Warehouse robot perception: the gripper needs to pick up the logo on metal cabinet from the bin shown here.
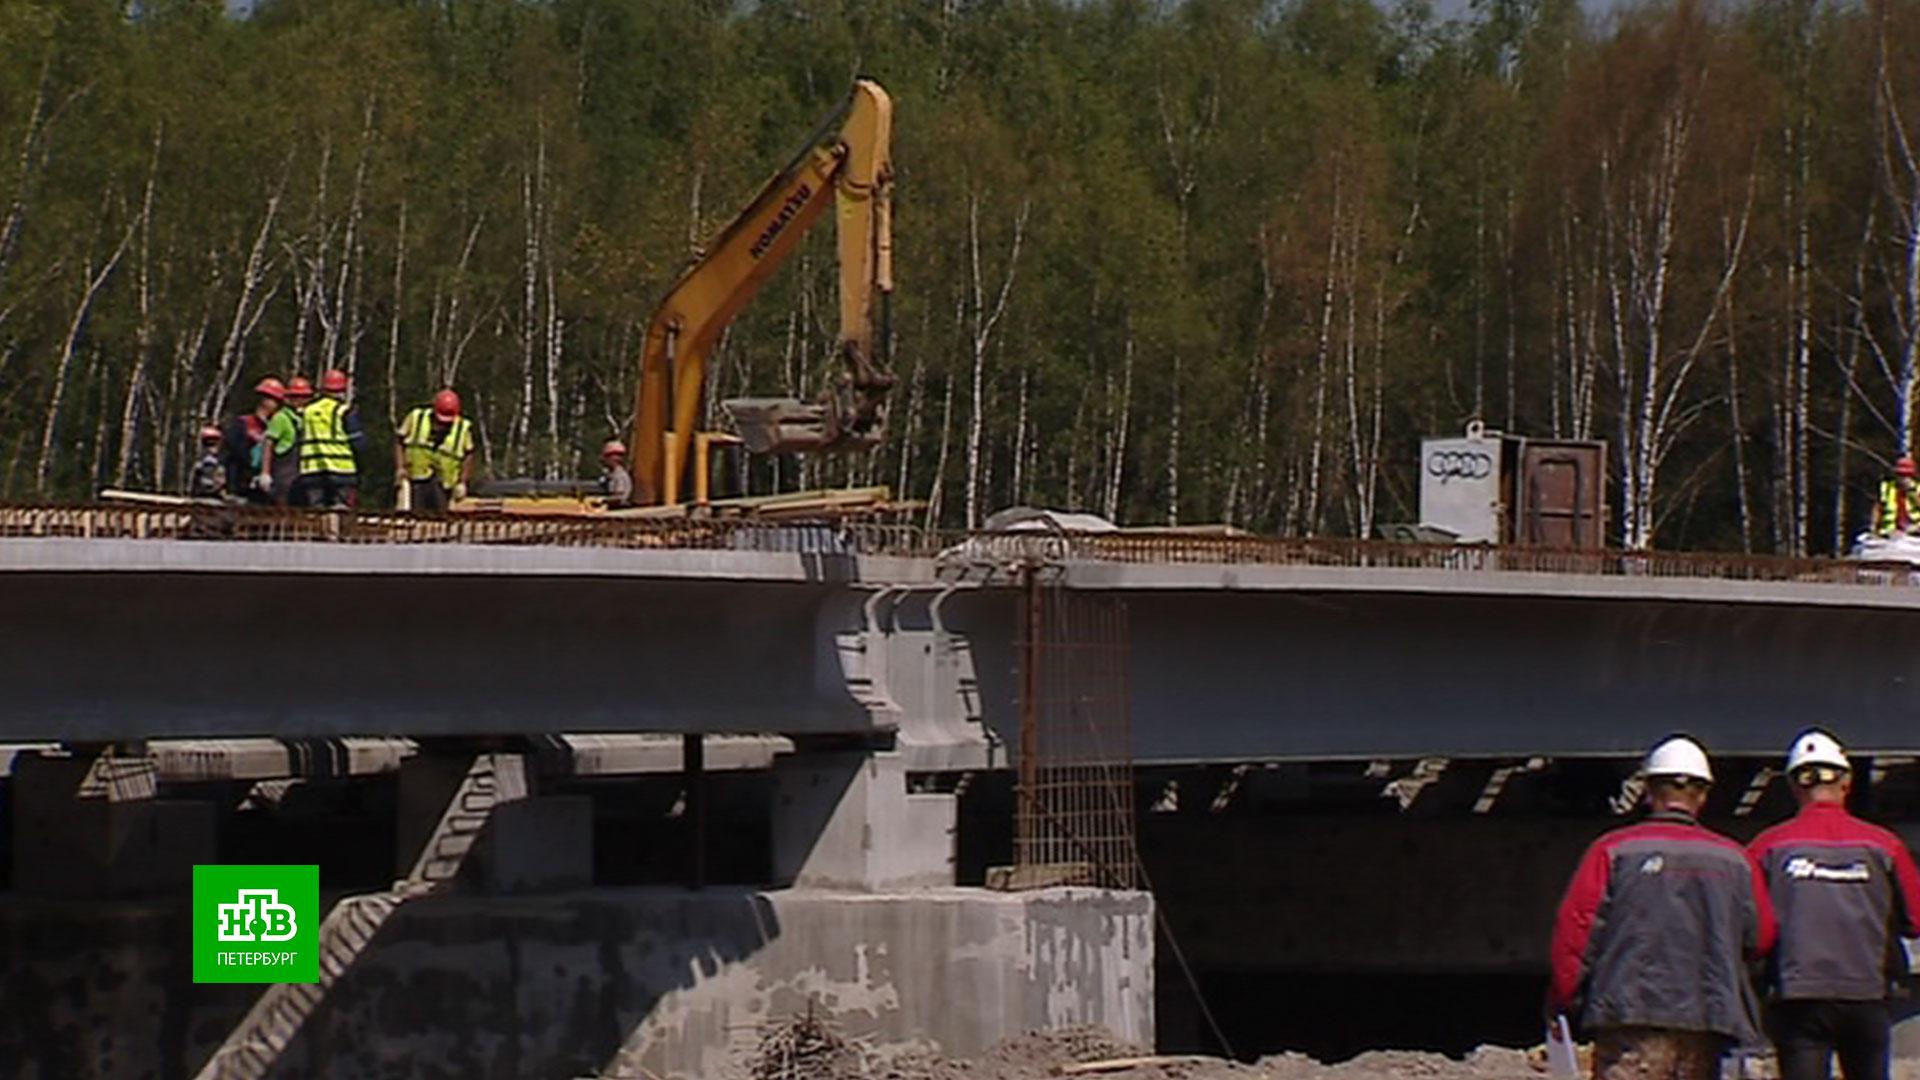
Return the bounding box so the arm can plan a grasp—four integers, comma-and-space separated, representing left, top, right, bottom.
1426, 450, 1493, 483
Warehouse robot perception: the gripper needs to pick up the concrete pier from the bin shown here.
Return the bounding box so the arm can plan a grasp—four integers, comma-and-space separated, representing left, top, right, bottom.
0, 886, 1154, 1080
772, 750, 956, 890
9, 750, 215, 899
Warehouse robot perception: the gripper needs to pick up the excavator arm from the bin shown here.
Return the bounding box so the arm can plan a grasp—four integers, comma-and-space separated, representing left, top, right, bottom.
631, 79, 896, 506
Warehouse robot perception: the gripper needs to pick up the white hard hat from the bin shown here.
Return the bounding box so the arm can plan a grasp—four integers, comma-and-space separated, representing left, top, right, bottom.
1786, 729, 1850, 776
1644, 736, 1714, 784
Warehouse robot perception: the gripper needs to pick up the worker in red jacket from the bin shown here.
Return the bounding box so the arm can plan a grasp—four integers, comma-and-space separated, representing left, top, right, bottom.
1749, 730, 1920, 1080
1550, 735, 1777, 1080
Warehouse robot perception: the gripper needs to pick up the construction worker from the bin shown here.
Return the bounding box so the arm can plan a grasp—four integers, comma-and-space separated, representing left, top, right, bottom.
257, 375, 309, 506
396, 388, 475, 513
296, 368, 361, 508
601, 439, 632, 507
222, 377, 285, 504
1749, 730, 1920, 1080
189, 425, 226, 499
1873, 457, 1920, 536
1549, 735, 1776, 1080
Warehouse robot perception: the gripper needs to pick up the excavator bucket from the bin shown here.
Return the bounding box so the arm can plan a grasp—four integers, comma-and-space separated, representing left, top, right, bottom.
722, 397, 883, 455
724, 343, 895, 455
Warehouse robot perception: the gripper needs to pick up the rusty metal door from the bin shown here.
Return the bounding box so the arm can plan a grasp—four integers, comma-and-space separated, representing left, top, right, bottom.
1519, 441, 1605, 548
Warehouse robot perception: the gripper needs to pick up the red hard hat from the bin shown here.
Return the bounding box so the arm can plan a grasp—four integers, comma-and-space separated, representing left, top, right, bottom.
254, 377, 287, 402
432, 389, 461, 421
320, 369, 350, 394
199, 424, 223, 443
1898, 457, 1918, 477
601, 439, 627, 460
287, 375, 313, 402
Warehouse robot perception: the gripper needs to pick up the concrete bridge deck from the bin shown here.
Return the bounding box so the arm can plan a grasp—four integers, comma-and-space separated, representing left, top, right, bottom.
5, 508, 1919, 761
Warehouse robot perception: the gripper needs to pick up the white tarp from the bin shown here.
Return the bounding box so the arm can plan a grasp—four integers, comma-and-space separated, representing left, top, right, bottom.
1848, 532, 1920, 566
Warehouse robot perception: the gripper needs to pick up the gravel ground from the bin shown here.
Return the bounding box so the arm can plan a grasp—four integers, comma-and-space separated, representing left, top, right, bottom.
751, 1025, 1548, 1080
748, 1024, 1920, 1080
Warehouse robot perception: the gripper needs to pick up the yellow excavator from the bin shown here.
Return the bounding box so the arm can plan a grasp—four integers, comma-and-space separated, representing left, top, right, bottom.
461, 79, 896, 514
640, 78, 897, 506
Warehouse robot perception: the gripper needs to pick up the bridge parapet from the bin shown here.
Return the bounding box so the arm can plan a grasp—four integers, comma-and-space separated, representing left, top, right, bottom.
5, 502, 1916, 593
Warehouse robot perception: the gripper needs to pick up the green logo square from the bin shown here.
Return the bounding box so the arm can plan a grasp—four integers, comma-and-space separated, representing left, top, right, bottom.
192, 865, 320, 984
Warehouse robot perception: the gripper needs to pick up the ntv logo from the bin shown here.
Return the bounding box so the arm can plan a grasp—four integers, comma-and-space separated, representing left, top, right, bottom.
193, 864, 319, 983
217, 889, 299, 942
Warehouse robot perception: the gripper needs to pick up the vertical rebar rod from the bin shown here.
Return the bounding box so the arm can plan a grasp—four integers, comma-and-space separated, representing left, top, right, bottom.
1017, 566, 1042, 869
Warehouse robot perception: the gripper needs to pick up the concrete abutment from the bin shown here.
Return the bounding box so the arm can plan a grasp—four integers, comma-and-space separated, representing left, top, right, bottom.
0, 887, 1154, 1079
2, 732, 1152, 1078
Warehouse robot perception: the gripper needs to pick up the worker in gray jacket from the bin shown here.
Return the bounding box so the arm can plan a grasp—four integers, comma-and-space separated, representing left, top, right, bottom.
600, 439, 632, 508
1750, 730, 1920, 1080
1550, 735, 1778, 1080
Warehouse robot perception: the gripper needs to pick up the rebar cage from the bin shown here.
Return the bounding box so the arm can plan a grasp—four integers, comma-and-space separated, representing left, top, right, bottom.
1012, 571, 1139, 890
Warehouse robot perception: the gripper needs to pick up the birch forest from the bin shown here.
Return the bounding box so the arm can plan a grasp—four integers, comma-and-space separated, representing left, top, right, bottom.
4, 0, 1920, 552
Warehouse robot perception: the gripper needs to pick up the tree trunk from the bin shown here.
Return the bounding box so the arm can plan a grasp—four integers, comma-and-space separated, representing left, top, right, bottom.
38, 205, 137, 496
207, 167, 290, 421
1875, 25, 1920, 457
1304, 158, 1343, 537
515, 153, 539, 472
544, 251, 563, 480
962, 193, 1028, 529
1166, 352, 1181, 526
925, 369, 956, 530
1105, 328, 1134, 521
114, 125, 162, 488
1011, 364, 1029, 506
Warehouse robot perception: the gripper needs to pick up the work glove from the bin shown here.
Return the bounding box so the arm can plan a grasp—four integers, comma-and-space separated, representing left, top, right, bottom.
452, 482, 468, 501
251, 474, 273, 494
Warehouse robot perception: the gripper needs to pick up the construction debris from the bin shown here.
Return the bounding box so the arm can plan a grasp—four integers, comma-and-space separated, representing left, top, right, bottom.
734, 1024, 1654, 1080
752, 1009, 871, 1080
450, 485, 914, 521
1053, 1056, 1217, 1075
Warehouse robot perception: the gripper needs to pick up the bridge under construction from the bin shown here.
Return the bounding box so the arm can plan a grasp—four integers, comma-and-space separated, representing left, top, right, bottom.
6, 504, 1920, 1077
6, 504, 1918, 754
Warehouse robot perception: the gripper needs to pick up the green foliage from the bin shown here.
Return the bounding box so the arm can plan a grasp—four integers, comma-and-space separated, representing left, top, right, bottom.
2, 0, 1919, 551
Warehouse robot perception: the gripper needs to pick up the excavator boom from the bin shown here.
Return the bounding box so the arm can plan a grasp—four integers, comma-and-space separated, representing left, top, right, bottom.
632, 80, 896, 506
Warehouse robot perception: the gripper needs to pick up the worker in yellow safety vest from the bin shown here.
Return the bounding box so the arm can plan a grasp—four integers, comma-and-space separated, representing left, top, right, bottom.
395, 388, 475, 513
296, 369, 361, 508
1874, 457, 1920, 536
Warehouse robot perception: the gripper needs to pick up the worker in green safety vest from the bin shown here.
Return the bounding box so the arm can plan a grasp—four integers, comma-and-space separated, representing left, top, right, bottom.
395, 388, 476, 513
1873, 456, 1920, 537
296, 369, 362, 508
257, 374, 309, 506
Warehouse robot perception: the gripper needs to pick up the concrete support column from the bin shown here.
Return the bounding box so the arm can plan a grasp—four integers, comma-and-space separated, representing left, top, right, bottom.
771, 750, 954, 890
394, 751, 591, 893
10, 749, 214, 898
